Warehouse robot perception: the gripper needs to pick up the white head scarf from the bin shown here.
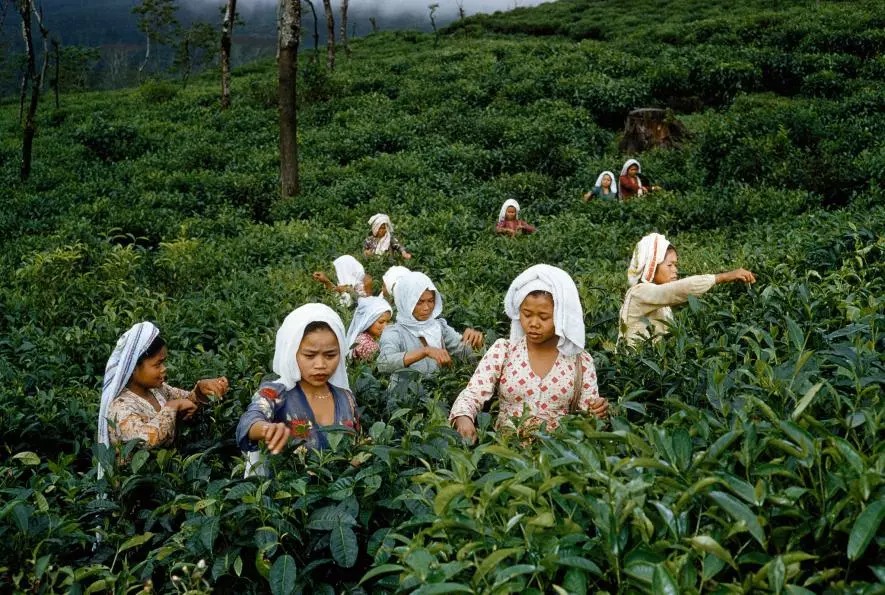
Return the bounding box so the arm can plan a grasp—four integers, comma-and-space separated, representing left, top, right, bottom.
504, 264, 585, 357
382, 265, 410, 297
620, 159, 642, 177
333, 255, 365, 287
368, 214, 393, 255
627, 232, 671, 286
97, 321, 160, 477
394, 271, 444, 348
272, 304, 350, 391
345, 296, 392, 351
594, 171, 618, 193
497, 199, 520, 224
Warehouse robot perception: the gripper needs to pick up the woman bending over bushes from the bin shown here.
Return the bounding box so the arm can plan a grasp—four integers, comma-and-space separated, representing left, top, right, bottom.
618, 159, 661, 200
496, 199, 537, 236
312, 255, 373, 308
364, 214, 412, 259
583, 170, 619, 202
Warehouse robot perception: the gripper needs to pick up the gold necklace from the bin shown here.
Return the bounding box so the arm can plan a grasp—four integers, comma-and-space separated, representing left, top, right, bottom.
305, 391, 332, 401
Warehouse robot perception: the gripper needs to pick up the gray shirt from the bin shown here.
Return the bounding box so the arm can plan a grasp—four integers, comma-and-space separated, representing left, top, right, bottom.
377, 319, 475, 388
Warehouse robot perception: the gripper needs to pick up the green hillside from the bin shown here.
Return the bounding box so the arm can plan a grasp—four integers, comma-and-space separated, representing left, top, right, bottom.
1, 0, 883, 592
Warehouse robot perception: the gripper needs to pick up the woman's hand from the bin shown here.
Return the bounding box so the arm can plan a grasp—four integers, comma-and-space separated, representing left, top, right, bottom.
717, 268, 757, 284
424, 346, 452, 367
453, 416, 477, 444
167, 399, 198, 420
195, 377, 228, 402
582, 191, 592, 203
402, 251, 412, 260
461, 328, 484, 349
587, 397, 609, 419
260, 422, 291, 455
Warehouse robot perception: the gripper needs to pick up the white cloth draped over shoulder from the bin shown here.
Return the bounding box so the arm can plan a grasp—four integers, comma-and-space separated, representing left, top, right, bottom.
97, 321, 160, 479
382, 265, 410, 297
627, 232, 671, 286
368, 214, 393, 255
346, 296, 392, 351
503, 264, 585, 357
393, 271, 444, 348
497, 199, 520, 223
272, 304, 350, 391
594, 170, 618, 193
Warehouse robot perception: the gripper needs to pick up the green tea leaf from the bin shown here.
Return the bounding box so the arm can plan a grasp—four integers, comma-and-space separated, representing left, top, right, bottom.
434, 484, 466, 516
769, 555, 785, 595
652, 564, 679, 595
412, 584, 473, 595
118, 532, 153, 554
11, 451, 40, 466
200, 516, 220, 551
268, 554, 297, 595
686, 536, 737, 569
331, 521, 359, 568
791, 382, 823, 419
847, 499, 885, 560
708, 491, 766, 547
359, 563, 405, 585
474, 547, 523, 584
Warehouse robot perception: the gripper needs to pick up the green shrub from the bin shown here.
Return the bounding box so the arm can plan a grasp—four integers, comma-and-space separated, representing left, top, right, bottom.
139, 78, 180, 104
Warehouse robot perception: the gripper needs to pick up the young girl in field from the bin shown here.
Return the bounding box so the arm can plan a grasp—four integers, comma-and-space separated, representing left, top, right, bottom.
618, 159, 661, 200
450, 265, 608, 443
312, 255, 373, 308
619, 233, 757, 346
236, 304, 359, 477
381, 265, 410, 299
496, 199, 536, 237
377, 271, 484, 388
583, 171, 618, 202
364, 214, 412, 259
346, 296, 393, 362
97, 322, 229, 466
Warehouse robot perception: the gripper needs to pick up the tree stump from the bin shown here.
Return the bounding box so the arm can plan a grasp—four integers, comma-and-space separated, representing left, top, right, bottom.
618, 108, 689, 154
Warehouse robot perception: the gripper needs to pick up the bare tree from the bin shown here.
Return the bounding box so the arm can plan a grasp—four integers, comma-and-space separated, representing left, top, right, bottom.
428, 3, 439, 46
279, 0, 301, 198
455, 0, 465, 20
321, 0, 334, 70
31, 3, 48, 90
302, 0, 319, 61
15, 0, 40, 181
133, 0, 179, 75
340, 0, 350, 57
220, 0, 236, 109
51, 37, 59, 108
369, 16, 377, 33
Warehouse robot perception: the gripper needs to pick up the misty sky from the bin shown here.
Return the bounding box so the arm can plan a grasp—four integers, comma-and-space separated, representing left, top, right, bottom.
206, 0, 553, 20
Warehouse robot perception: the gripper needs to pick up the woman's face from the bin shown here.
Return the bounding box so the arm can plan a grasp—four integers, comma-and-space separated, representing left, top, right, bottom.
627, 165, 639, 177
412, 290, 436, 321
297, 328, 341, 389
519, 293, 556, 345
505, 206, 517, 221
653, 249, 679, 284
374, 223, 388, 238
367, 311, 392, 340
130, 346, 168, 390
601, 174, 612, 189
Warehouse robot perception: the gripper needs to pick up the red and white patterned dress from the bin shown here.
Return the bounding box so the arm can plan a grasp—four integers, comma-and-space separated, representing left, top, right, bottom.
350, 332, 380, 362
449, 337, 601, 431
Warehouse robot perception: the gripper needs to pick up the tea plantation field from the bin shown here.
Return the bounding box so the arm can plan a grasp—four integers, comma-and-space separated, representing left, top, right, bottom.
1, 0, 883, 592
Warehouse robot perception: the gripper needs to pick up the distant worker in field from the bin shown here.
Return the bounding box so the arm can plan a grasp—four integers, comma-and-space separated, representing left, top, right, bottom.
237, 304, 359, 477
496, 199, 537, 237
450, 264, 609, 444
97, 322, 229, 463
619, 233, 757, 346
381, 265, 410, 299
346, 296, 393, 362
618, 159, 661, 200
364, 213, 412, 259
582, 170, 619, 202
312, 255, 373, 308
377, 271, 484, 390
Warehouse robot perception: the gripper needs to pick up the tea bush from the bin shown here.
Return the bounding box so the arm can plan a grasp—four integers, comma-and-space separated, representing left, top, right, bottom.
1, 0, 883, 592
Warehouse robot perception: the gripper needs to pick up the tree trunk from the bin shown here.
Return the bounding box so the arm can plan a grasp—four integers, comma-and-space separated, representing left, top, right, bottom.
220, 0, 236, 109
321, 0, 334, 70
618, 108, 690, 155
18, 0, 40, 181
303, 0, 320, 62
32, 4, 49, 91
138, 32, 151, 73
52, 39, 59, 109
340, 0, 350, 57
279, 0, 301, 198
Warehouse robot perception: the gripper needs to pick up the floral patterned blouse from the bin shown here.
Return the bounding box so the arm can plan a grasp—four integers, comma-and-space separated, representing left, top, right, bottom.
351, 332, 380, 362
363, 234, 407, 257
449, 338, 601, 431
496, 219, 536, 234
236, 380, 359, 453
108, 383, 197, 447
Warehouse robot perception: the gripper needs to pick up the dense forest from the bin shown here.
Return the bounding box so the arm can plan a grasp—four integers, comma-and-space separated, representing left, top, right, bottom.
1, 0, 883, 592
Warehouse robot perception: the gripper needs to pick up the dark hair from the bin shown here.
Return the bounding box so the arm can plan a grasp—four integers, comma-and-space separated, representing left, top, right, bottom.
304, 321, 334, 336
665, 245, 677, 256
526, 289, 554, 302
136, 335, 166, 365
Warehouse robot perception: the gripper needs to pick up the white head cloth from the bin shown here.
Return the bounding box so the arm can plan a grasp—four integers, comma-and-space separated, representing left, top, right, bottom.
627, 232, 671, 286
368, 213, 393, 255
97, 321, 160, 477
333, 255, 365, 287
497, 199, 520, 224
594, 170, 618, 193
272, 304, 350, 391
620, 159, 642, 176
382, 265, 410, 297
345, 296, 392, 350
504, 264, 585, 357
394, 271, 444, 348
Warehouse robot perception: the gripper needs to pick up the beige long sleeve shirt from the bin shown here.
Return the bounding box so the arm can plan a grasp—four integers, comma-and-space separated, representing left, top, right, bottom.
618, 274, 716, 346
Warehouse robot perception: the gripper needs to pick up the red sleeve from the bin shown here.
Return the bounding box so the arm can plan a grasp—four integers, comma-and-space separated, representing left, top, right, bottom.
619, 176, 639, 197
519, 221, 536, 234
